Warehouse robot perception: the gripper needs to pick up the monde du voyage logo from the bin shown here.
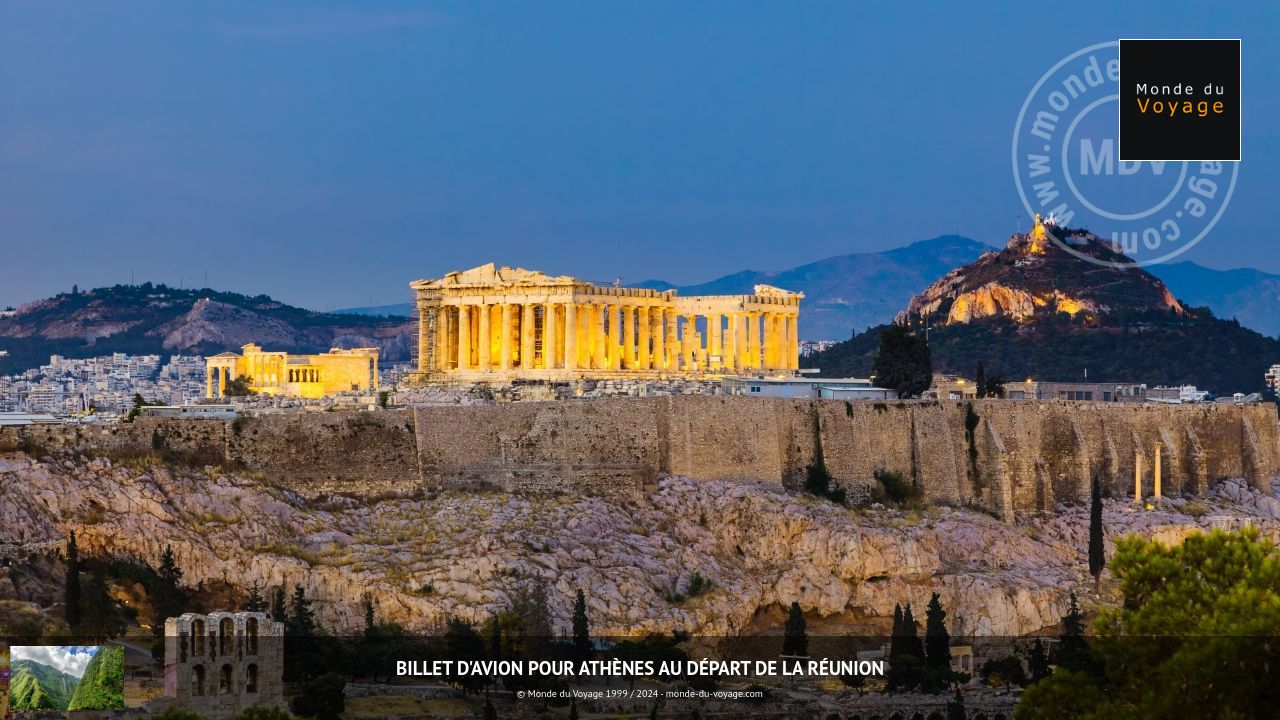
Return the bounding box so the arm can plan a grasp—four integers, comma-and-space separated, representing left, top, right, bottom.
1012, 40, 1241, 268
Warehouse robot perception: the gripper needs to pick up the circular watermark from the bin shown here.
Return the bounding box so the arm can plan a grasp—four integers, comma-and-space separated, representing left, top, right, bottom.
1011, 41, 1238, 268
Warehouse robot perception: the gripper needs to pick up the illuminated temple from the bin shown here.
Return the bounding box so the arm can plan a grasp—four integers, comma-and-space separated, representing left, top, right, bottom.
206, 343, 380, 399
407, 263, 803, 383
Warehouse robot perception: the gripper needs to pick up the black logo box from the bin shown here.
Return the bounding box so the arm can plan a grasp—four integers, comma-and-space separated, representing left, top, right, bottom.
1119, 39, 1240, 161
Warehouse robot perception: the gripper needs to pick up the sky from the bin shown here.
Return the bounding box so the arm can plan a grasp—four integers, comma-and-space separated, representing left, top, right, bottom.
2, 1, 1278, 310
11, 646, 97, 678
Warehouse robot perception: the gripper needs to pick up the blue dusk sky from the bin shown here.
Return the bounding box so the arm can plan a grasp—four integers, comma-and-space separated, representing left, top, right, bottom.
2, 1, 1277, 310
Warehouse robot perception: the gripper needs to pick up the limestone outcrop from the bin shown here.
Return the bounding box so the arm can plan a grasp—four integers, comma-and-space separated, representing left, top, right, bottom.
3, 452, 1277, 641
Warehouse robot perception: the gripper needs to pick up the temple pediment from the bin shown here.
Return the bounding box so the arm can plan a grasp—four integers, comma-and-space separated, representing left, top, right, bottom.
418, 263, 579, 289
754, 284, 805, 299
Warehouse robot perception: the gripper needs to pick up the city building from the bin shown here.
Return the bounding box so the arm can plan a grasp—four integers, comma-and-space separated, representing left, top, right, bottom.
205, 344, 379, 399
1146, 385, 1210, 403
407, 263, 803, 383
1267, 364, 1280, 391
932, 375, 1149, 402
721, 375, 895, 400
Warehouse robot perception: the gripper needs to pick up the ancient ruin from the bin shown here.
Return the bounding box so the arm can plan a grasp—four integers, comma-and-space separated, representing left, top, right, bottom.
205, 343, 379, 399
162, 611, 284, 719
406, 263, 803, 383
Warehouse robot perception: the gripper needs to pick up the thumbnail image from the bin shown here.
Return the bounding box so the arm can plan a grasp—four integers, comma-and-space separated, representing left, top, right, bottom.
8, 646, 124, 712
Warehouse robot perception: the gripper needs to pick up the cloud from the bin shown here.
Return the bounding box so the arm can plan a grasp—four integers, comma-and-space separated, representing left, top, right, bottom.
224, 8, 439, 38
11, 646, 98, 679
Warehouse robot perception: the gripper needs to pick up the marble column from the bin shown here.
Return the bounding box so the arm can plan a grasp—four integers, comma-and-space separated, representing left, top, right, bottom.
725, 314, 739, 372
457, 305, 472, 370
786, 313, 799, 369
708, 314, 722, 370
499, 304, 514, 370
637, 306, 650, 370
608, 304, 622, 370
666, 310, 680, 370
564, 303, 579, 370
762, 313, 776, 369
592, 304, 608, 369
622, 306, 636, 369
651, 308, 665, 370
477, 303, 492, 370
521, 304, 536, 369
543, 304, 558, 369
680, 315, 695, 371
417, 301, 431, 372
436, 308, 451, 371
206, 367, 214, 398
746, 312, 760, 369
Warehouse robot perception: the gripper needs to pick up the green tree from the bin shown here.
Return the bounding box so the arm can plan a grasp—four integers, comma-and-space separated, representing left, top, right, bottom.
1026, 639, 1051, 683
572, 589, 592, 665
288, 585, 316, 636
781, 601, 807, 657
243, 581, 268, 613
975, 361, 986, 398
290, 672, 345, 720
1052, 591, 1094, 676
887, 602, 926, 692
81, 569, 125, 638
445, 618, 488, 695
1018, 529, 1280, 719
979, 655, 1027, 691
271, 585, 287, 621
65, 530, 81, 628
224, 375, 256, 396
362, 594, 376, 635
1088, 478, 1105, 591
922, 592, 952, 692
871, 324, 933, 398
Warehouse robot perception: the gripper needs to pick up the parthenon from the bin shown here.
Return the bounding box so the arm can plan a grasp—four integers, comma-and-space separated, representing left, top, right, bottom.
407, 263, 802, 383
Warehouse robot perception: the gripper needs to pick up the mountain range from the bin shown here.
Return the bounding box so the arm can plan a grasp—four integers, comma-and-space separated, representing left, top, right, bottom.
337, 238, 1280, 341
0, 283, 414, 375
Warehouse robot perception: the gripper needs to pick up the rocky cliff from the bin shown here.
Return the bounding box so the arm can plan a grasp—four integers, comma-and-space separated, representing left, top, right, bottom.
3, 451, 1278, 641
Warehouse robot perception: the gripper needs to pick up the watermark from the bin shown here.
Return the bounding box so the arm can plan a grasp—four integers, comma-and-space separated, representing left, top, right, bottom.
1011, 41, 1238, 268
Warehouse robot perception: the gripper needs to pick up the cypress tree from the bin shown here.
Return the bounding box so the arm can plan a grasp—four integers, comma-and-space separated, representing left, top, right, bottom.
363, 595, 376, 635
923, 593, 952, 692
568, 697, 579, 720
65, 530, 81, 628
571, 589, 592, 664
483, 696, 497, 720
782, 601, 808, 657
1027, 639, 1051, 683
289, 585, 316, 636
489, 614, 503, 662
1089, 477, 1105, 591
975, 362, 987, 398
889, 603, 904, 659
902, 603, 924, 660
271, 586, 287, 621
243, 581, 267, 613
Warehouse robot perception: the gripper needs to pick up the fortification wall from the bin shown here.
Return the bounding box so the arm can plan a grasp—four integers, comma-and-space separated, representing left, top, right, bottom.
3, 398, 1276, 519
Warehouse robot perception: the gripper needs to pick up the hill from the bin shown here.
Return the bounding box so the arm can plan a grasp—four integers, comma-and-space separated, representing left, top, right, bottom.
632, 235, 996, 340
805, 222, 1280, 394
66, 646, 124, 711
1148, 262, 1280, 338
10, 658, 79, 710
0, 283, 414, 375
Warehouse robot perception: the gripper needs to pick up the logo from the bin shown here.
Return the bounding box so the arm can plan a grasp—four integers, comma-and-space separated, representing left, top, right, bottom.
1011, 41, 1238, 268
